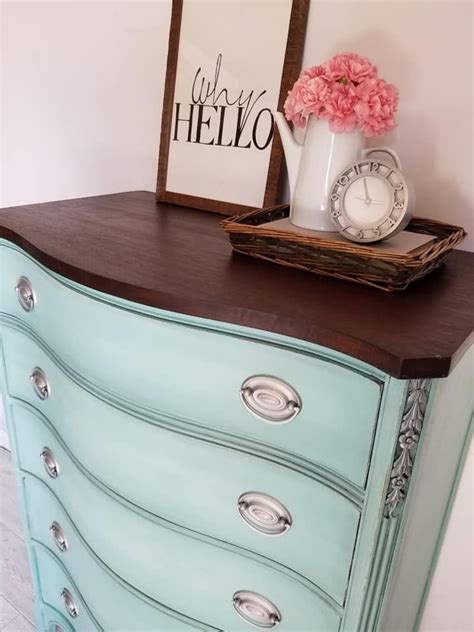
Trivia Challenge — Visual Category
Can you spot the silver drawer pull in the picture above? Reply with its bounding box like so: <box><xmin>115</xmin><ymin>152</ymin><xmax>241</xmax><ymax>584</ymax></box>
<box><xmin>238</xmin><ymin>492</ymin><xmax>292</xmax><ymax>536</ymax></box>
<box><xmin>50</xmin><ymin>521</ymin><xmax>68</xmax><ymax>552</ymax></box>
<box><xmin>240</xmin><ymin>376</ymin><xmax>301</xmax><ymax>424</ymax></box>
<box><xmin>15</xmin><ymin>276</ymin><xmax>36</xmax><ymax>312</ymax></box>
<box><xmin>50</xmin><ymin>625</ymin><xmax>65</xmax><ymax>632</ymax></box>
<box><xmin>30</xmin><ymin>367</ymin><xmax>51</xmax><ymax>400</ymax></box>
<box><xmin>41</xmin><ymin>447</ymin><xmax>60</xmax><ymax>479</ymax></box>
<box><xmin>61</xmin><ymin>589</ymin><xmax>79</xmax><ymax>619</ymax></box>
<box><xmin>233</xmin><ymin>591</ymin><xmax>281</xmax><ymax>628</ymax></box>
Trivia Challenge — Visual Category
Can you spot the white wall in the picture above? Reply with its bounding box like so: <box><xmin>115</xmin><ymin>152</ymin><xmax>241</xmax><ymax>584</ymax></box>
<box><xmin>0</xmin><ymin>1</ymin><xmax>170</xmax><ymax>204</ymax></box>
<box><xmin>0</xmin><ymin>2</ymin><xmax>472</xmax><ymax>631</ymax></box>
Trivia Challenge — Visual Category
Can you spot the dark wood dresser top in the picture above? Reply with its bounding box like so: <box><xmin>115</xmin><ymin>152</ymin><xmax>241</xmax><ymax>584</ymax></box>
<box><xmin>0</xmin><ymin>191</ymin><xmax>472</xmax><ymax>378</ymax></box>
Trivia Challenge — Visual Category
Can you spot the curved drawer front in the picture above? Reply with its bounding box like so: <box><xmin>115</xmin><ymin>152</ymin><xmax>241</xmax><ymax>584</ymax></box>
<box><xmin>39</xmin><ymin>602</ymin><xmax>75</xmax><ymax>632</ymax></box>
<box><xmin>23</xmin><ymin>468</ymin><xmax>342</xmax><ymax>631</ymax></box>
<box><xmin>32</xmin><ymin>547</ymin><xmax>100</xmax><ymax>631</ymax></box>
<box><xmin>31</xmin><ymin>541</ymin><xmax>204</xmax><ymax>631</ymax></box>
<box><xmin>11</xmin><ymin>393</ymin><xmax>359</xmax><ymax>605</ymax></box>
<box><xmin>1</xmin><ymin>245</ymin><xmax>381</xmax><ymax>487</ymax></box>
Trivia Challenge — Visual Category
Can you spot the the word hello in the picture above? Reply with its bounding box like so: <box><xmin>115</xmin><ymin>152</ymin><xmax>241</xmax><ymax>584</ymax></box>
<box><xmin>172</xmin><ymin>54</ymin><xmax>274</xmax><ymax>150</ymax></box>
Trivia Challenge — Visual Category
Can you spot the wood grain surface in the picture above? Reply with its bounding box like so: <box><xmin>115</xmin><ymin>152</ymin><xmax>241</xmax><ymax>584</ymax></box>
<box><xmin>0</xmin><ymin>191</ymin><xmax>472</xmax><ymax>379</ymax></box>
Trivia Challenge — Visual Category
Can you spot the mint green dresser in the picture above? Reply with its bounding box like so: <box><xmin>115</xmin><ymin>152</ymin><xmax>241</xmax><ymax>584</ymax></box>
<box><xmin>0</xmin><ymin>192</ymin><xmax>472</xmax><ymax>632</ymax></box>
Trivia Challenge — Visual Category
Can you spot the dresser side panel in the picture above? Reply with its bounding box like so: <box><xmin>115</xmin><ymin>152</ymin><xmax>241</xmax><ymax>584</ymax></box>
<box><xmin>378</xmin><ymin>345</ymin><xmax>473</xmax><ymax>632</ymax></box>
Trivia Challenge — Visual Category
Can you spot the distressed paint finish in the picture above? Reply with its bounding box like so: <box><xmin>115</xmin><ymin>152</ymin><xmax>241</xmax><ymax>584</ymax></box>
<box><xmin>0</xmin><ymin>240</ymin><xmax>471</xmax><ymax>632</ymax></box>
<box><xmin>25</xmin><ymin>474</ymin><xmax>341</xmax><ymax>632</ymax></box>
<box><xmin>0</xmin><ymin>244</ymin><xmax>382</xmax><ymax>490</ymax></box>
<box><xmin>12</xmin><ymin>398</ymin><xmax>357</xmax><ymax>609</ymax></box>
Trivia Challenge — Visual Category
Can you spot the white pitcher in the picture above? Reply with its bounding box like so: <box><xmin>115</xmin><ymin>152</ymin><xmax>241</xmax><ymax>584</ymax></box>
<box><xmin>275</xmin><ymin>112</ymin><xmax>400</xmax><ymax>231</ymax></box>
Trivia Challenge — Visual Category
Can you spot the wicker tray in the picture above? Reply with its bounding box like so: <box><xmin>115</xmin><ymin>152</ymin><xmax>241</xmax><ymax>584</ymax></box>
<box><xmin>220</xmin><ymin>205</ymin><xmax>466</xmax><ymax>291</ymax></box>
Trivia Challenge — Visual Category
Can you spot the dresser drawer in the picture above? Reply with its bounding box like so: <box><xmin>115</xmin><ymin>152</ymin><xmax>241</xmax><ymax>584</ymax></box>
<box><xmin>31</xmin><ymin>540</ymin><xmax>204</xmax><ymax>631</ymax></box>
<box><xmin>1</xmin><ymin>249</ymin><xmax>382</xmax><ymax>487</ymax></box>
<box><xmin>39</xmin><ymin>602</ymin><xmax>74</xmax><ymax>632</ymax></box>
<box><xmin>11</xmin><ymin>381</ymin><xmax>359</xmax><ymax>606</ymax></box>
<box><xmin>19</xmin><ymin>423</ymin><xmax>343</xmax><ymax>631</ymax></box>
<box><xmin>32</xmin><ymin>546</ymin><xmax>100</xmax><ymax>631</ymax></box>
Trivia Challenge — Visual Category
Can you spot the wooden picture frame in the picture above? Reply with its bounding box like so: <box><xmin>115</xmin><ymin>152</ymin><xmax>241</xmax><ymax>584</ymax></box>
<box><xmin>156</xmin><ymin>0</ymin><xmax>309</xmax><ymax>215</ymax></box>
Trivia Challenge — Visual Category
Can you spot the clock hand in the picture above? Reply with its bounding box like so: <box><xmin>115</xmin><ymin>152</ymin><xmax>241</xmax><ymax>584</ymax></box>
<box><xmin>354</xmin><ymin>196</ymin><xmax>385</xmax><ymax>205</ymax></box>
<box><xmin>354</xmin><ymin>195</ymin><xmax>372</xmax><ymax>205</ymax></box>
<box><xmin>363</xmin><ymin>178</ymin><xmax>371</xmax><ymax>203</ymax></box>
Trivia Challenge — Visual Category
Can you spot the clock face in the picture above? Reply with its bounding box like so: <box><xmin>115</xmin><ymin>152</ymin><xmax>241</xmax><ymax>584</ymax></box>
<box><xmin>329</xmin><ymin>159</ymin><xmax>409</xmax><ymax>243</ymax></box>
<box><xmin>344</xmin><ymin>175</ymin><xmax>392</xmax><ymax>226</ymax></box>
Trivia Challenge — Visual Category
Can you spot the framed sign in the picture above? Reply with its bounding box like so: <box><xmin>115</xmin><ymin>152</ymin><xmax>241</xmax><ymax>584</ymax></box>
<box><xmin>156</xmin><ymin>0</ymin><xmax>309</xmax><ymax>215</ymax></box>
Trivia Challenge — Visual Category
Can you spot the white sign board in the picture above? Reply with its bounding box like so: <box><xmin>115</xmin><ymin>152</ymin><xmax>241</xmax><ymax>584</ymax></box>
<box><xmin>157</xmin><ymin>0</ymin><xmax>308</xmax><ymax>215</ymax></box>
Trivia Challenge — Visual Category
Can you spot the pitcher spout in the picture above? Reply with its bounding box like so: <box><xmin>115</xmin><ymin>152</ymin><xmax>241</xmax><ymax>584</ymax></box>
<box><xmin>274</xmin><ymin>112</ymin><xmax>302</xmax><ymax>199</ymax></box>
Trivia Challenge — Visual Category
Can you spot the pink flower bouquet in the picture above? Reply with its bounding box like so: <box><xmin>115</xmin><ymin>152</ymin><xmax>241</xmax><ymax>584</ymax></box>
<box><xmin>284</xmin><ymin>53</ymin><xmax>399</xmax><ymax>137</ymax></box>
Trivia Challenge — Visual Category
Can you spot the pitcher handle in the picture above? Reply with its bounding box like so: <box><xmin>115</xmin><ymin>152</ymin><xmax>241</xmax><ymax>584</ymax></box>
<box><xmin>361</xmin><ymin>147</ymin><xmax>401</xmax><ymax>169</ymax></box>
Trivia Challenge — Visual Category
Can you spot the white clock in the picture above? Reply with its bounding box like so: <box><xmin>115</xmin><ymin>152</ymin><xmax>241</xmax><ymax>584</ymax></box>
<box><xmin>328</xmin><ymin>158</ymin><xmax>411</xmax><ymax>243</ymax></box>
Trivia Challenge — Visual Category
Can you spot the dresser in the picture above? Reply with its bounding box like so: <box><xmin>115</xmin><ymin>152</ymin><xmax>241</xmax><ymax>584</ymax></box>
<box><xmin>0</xmin><ymin>191</ymin><xmax>472</xmax><ymax>632</ymax></box>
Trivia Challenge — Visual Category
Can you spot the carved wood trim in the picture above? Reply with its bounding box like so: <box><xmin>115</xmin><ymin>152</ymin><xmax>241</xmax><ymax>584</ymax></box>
<box><xmin>385</xmin><ymin>379</ymin><xmax>432</xmax><ymax>517</ymax></box>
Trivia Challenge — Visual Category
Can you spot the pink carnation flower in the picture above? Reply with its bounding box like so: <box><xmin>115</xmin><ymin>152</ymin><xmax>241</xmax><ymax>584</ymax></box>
<box><xmin>283</xmin><ymin>52</ymin><xmax>398</xmax><ymax>137</ymax></box>
<box><xmin>322</xmin><ymin>83</ymin><xmax>358</xmax><ymax>133</ymax></box>
<box><xmin>355</xmin><ymin>78</ymin><xmax>399</xmax><ymax>137</ymax></box>
<box><xmin>300</xmin><ymin>64</ymin><xmax>328</xmax><ymax>80</ymax></box>
<box><xmin>283</xmin><ymin>85</ymin><xmax>307</xmax><ymax>128</ymax></box>
<box><xmin>326</xmin><ymin>52</ymin><xmax>377</xmax><ymax>83</ymax></box>
<box><xmin>284</xmin><ymin>76</ymin><xmax>329</xmax><ymax>127</ymax></box>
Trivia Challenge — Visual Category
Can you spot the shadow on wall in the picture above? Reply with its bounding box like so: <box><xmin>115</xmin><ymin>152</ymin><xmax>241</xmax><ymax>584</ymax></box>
<box><xmin>395</xmin><ymin>113</ymin><xmax>473</xmax><ymax>233</ymax></box>
<box><xmin>344</xmin><ymin>28</ymin><xmax>473</xmax><ymax>237</ymax></box>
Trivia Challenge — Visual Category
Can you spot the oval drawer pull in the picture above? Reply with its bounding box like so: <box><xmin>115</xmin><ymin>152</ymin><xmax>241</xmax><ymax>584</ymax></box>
<box><xmin>50</xmin><ymin>521</ymin><xmax>68</xmax><ymax>552</ymax></box>
<box><xmin>238</xmin><ymin>492</ymin><xmax>292</xmax><ymax>536</ymax></box>
<box><xmin>15</xmin><ymin>276</ymin><xmax>36</xmax><ymax>312</ymax></box>
<box><xmin>41</xmin><ymin>447</ymin><xmax>60</xmax><ymax>479</ymax></box>
<box><xmin>233</xmin><ymin>591</ymin><xmax>281</xmax><ymax>628</ymax></box>
<box><xmin>30</xmin><ymin>367</ymin><xmax>51</xmax><ymax>400</ymax></box>
<box><xmin>60</xmin><ymin>588</ymin><xmax>79</xmax><ymax>619</ymax></box>
<box><xmin>240</xmin><ymin>376</ymin><xmax>301</xmax><ymax>424</ymax></box>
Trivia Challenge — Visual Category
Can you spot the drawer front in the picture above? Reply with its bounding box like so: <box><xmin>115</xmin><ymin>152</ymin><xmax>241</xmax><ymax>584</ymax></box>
<box><xmin>39</xmin><ymin>602</ymin><xmax>75</xmax><ymax>632</ymax></box>
<box><xmin>31</xmin><ymin>541</ymin><xmax>203</xmax><ymax>631</ymax></box>
<box><xmin>32</xmin><ymin>546</ymin><xmax>100</xmax><ymax>631</ymax></box>
<box><xmin>11</xmin><ymin>376</ymin><xmax>360</xmax><ymax>605</ymax></box>
<box><xmin>23</xmin><ymin>465</ymin><xmax>342</xmax><ymax>632</ymax></box>
<box><xmin>1</xmin><ymin>245</ymin><xmax>381</xmax><ymax>487</ymax></box>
